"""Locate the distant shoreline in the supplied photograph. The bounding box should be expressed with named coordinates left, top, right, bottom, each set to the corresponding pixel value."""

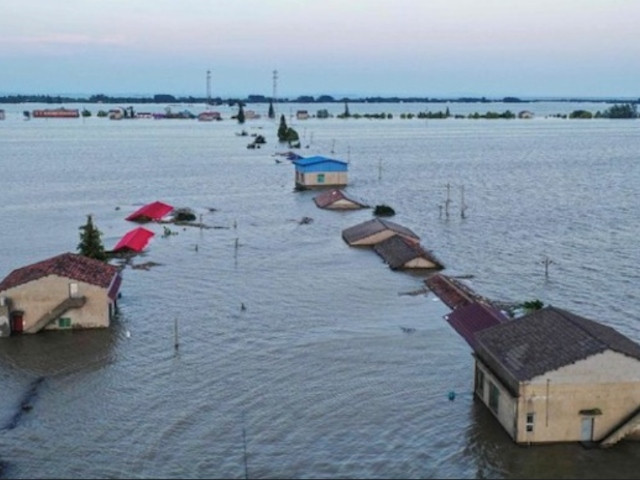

left=0, top=94, right=638, bottom=105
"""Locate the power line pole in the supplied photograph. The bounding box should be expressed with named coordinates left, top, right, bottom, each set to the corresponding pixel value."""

left=272, top=69, right=278, bottom=117
left=206, top=70, right=212, bottom=104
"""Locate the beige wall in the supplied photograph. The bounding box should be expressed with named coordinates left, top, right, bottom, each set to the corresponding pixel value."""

left=476, top=351, right=640, bottom=444
left=3, top=274, right=114, bottom=332
left=296, top=171, right=347, bottom=188
left=404, top=257, right=439, bottom=269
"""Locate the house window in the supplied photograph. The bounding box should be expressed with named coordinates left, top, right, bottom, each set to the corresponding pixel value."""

left=475, top=368, right=485, bottom=399
left=488, top=382, right=500, bottom=414
left=317, top=173, right=325, bottom=183
left=526, top=413, right=535, bottom=432
left=58, top=317, right=71, bottom=328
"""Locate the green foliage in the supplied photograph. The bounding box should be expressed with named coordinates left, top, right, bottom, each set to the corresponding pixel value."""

left=522, top=299, right=544, bottom=312
left=569, top=110, right=593, bottom=119
left=277, top=114, right=288, bottom=142
left=268, top=100, right=275, bottom=119
left=237, top=104, right=245, bottom=124
left=599, top=103, right=637, bottom=119
left=373, top=204, right=395, bottom=217
left=77, top=214, right=107, bottom=261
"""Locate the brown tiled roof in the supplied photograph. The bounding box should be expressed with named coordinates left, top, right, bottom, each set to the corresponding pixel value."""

left=313, top=189, right=367, bottom=209
left=341, top=218, right=419, bottom=245
left=373, top=234, right=444, bottom=270
left=475, top=306, right=640, bottom=393
left=0, top=252, right=120, bottom=292
left=424, top=273, right=478, bottom=310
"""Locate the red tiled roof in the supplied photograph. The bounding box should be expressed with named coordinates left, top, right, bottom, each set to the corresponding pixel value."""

left=424, top=273, right=477, bottom=310
left=0, top=252, right=120, bottom=292
left=112, top=227, right=154, bottom=252
left=445, top=302, right=509, bottom=350
left=125, top=201, right=173, bottom=221
left=314, top=189, right=367, bottom=209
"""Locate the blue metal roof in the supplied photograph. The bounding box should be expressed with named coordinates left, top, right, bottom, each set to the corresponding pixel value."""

left=293, top=155, right=348, bottom=172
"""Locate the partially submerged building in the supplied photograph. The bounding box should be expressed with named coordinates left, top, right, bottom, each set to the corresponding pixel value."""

left=0, top=253, right=122, bottom=336
left=342, top=218, right=419, bottom=247
left=426, top=273, right=640, bottom=447
left=473, top=306, right=640, bottom=447
left=372, top=235, right=444, bottom=271
left=293, top=156, right=348, bottom=190
left=111, top=227, right=155, bottom=253
left=125, top=201, right=173, bottom=222
left=313, top=189, right=368, bottom=210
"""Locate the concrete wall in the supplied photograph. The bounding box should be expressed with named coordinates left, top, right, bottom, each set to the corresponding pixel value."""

left=296, top=171, right=347, bottom=188
left=3, top=274, right=113, bottom=332
left=476, top=351, right=640, bottom=444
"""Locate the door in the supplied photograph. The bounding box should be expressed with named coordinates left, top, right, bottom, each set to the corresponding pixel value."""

left=69, top=282, right=79, bottom=298
left=11, top=312, right=24, bottom=333
left=581, top=417, right=594, bottom=442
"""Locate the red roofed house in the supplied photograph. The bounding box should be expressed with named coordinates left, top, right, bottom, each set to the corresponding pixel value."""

left=112, top=227, right=155, bottom=253
left=0, top=252, right=122, bottom=336
left=125, top=201, right=173, bottom=222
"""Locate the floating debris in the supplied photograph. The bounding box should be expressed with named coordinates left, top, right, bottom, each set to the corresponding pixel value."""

left=131, top=261, right=162, bottom=270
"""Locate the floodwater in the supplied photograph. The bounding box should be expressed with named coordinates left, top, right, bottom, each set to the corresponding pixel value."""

left=0, top=102, right=639, bottom=479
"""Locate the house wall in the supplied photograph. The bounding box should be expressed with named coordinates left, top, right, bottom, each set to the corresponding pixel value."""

left=327, top=199, right=360, bottom=210
left=2, top=275, right=113, bottom=332
left=296, top=171, right=347, bottom=188
left=476, top=351, right=640, bottom=444
left=404, top=257, right=439, bottom=269
left=474, top=361, right=518, bottom=439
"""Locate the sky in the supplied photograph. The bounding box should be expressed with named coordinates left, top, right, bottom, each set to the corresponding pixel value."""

left=1, top=0, right=639, bottom=99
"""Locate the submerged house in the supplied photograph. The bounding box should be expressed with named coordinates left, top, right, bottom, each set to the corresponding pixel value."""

left=0, top=253, right=122, bottom=336
left=473, top=306, right=640, bottom=446
left=342, top=218, right=419, bottom=247
left=293, top=156, right=348, bottom=190
left=125, top=201, right=173, bottom=222
left=313, top=189, right=368, bottom=210
left=111, top=227, right=155, bottom=253
left=372, top=234, right=444, bottom=271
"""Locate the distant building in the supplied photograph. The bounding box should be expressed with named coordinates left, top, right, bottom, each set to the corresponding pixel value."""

left=316, top=109, right=330, bottom=119
left=0, top=253, right=122, bottom=336
left=518, top=110, right=534, bottom=119
left=296, top=110, right=309, bottom=120
left=32, top=108, right=80, bottom=119
left=292, top=156, right=348, bottom=190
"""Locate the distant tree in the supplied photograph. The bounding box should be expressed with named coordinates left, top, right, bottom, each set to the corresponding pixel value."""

left=237, top=104, right=245, bottom=124
left=343, top=101, right=350, bottom=117
left=78, top=214, right=107, bottom=261
left=278, top=114, right=288, bottom=141
left=601, top=103, right=637, bottom=119
left=569, top=110, right=593, bottom=119
left=268, top=100, right=275, bottom=119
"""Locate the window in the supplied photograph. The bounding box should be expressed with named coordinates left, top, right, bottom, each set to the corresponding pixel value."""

left=58, top=317, right=71, bottom=328
left=317, top=173, right=325, bottom=183
left=475, top=368, right=485, bottom=399
left=489, top=382, right=500, bottom=414
left=526, top=413, right=535, bottom=432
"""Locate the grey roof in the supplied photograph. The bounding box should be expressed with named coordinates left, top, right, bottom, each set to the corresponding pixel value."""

left=313, top=189, right=368, bottom=209
left=341, top=218, right=419, bottom=245
left=475, top=306, right=640, bottom=393
left=372, top=234, right=444, bottom=270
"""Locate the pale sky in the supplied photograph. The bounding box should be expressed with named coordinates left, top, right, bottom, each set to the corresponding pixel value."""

left=1, top=0, right=639, bottom=98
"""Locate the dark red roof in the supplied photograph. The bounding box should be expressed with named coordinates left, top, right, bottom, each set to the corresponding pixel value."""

left=313, top=189, right=367, bottom=209
left=0, top=252, right=120, bottom=292
left=125, top=201, right=173, bottom=221
left=424, top=273, right=477, bottom=310
left=445, top=302, right=509, bottom=350
left=112, top=227, right=154, bottom=252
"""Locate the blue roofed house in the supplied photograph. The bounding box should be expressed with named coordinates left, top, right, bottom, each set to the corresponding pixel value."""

left=292, top=155, right=348, bottom=190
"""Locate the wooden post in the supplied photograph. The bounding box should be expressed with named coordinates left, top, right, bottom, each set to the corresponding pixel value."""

left=445, top=183, right=451, bottom=219
left=174, top=318, right=179, bottom=350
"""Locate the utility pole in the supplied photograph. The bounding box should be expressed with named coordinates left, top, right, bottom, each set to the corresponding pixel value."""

left=444, top=183, right=451, bottom=219
left=272, top=69, right=278, bottom=118
left=460, top=185, right=468, bottom=219
left=206, top=70, right=212, bottom=105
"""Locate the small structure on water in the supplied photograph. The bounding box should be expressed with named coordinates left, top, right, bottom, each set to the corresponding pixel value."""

left=372, top=234, right=444, bottom=271
left=126, top=201, right=174, bottom=223
left=342, top=218, right=419, bottom=247
left=313, top=189, right=368, bottom=210
left=292, top=155, right=348, bottom=190
left=0, top=253, right=122, bottom=336
left=111, top=227, right=155, bottom=253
